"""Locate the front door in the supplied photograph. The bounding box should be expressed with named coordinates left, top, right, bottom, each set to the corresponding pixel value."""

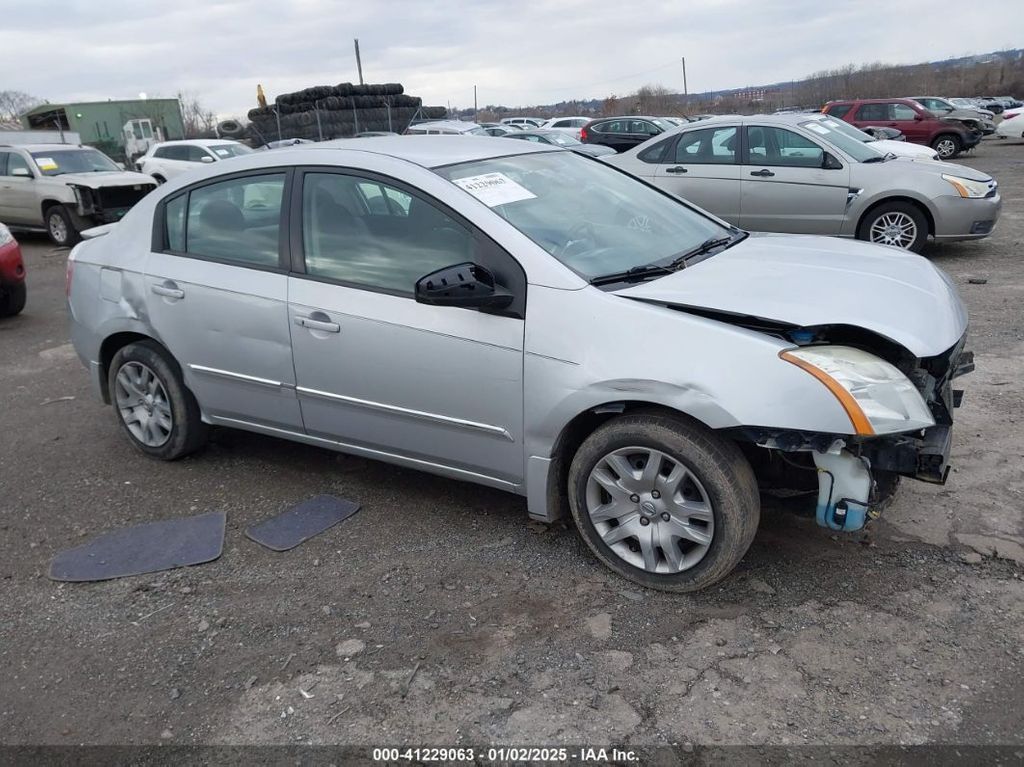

left=0, top=151, right=39, bottom=225
left=287, top=170, right=526, bottom=486
left=145, top=169, right=303, bottom=431
left=739, top=125, right=850, bottom=235
left=651, top=125, right=741, bottom=223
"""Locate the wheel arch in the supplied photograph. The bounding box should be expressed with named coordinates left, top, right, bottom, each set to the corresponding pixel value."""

left=40, top=198, right=68, bottom=219
left=98, top=331, right=178, bottom=404
left=534, top=400, right=724, bottom=523
left=857, top=195, right=935, bottom=238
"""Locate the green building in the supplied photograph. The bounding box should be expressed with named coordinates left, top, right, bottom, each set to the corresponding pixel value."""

left=20, top=98, right=185, bottom=160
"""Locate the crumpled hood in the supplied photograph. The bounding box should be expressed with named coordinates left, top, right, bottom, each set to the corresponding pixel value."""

left=57, top=171, right=156, bottom=189
left=616, top=233, right=967, bottom=358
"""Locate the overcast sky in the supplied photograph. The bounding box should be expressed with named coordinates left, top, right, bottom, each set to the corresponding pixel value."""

left=2, top=0, right=1022, bottom=118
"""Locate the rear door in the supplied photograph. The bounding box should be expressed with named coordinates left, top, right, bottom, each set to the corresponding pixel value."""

left=650, top=125, right=741, bottom=223
left=739, top=124, right=850, bottom=235
left=145, top=169, right=303, bottom=431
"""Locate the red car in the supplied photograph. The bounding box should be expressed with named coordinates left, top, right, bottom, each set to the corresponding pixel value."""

left=0, top=223, right=27, bottom=316
left=822, top=98, right=982, bottom=160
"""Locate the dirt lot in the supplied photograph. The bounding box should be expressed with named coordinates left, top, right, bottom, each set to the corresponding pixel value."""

left=1, top=138, right=1022, bottom=752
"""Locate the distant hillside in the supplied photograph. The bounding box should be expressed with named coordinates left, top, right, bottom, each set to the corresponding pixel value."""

left=464, top=48, right=1024, bottom=120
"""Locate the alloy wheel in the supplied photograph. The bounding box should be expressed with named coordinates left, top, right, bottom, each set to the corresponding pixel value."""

left=48, top=212, right=68, bottom=244
left=585, top=446, right=714, bottom=574
left=114, top=361, right=173, bottom=447
left=869, top=212, right=918, bottom=249
left=935, top=138, right=956, bottom=158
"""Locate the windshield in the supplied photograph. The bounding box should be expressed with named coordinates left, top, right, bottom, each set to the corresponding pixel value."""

left=436, top=150, right=729, bottom=281
left=30, top=149, right=121, bottom=176
left=208, top=143, right=253, bottom=159
left=817, top=116, right=876, bottom=143
left=798, top=120, right=884, bottom=163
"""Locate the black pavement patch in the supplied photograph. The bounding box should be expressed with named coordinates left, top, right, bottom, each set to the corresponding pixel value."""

left=246, top=495, right=360, bottom=552
left=50, top=511, right=226, bottom=582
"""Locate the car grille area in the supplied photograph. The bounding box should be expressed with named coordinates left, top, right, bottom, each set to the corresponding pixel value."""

left=95, top=185, right=155, bottom=217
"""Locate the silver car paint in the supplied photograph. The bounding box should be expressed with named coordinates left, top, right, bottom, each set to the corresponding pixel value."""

left=68, top=136, right=967, bottom=523
left=604, top=115, right=1001, bottom=242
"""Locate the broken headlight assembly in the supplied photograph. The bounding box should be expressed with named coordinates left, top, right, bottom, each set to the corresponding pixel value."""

left=780, top=345, right=934, bottom=436
left=941, top=173, right=991, bottom=199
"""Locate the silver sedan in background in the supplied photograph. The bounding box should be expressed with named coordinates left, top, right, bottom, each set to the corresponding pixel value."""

left=68, top=137, right=970, bottom=591
left=604, top=114, right=1000, bottom=252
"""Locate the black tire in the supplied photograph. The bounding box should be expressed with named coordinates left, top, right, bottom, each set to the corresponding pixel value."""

left=931, top=133, right=962, bottom=159
left=45, top=205, right=80, bottom=247
left=107, top=340, right=208, bottom=460
left=567, top=412, right=760, bottom=592
left=0, top=281, right=27, bottom=317
left=857, top=200, right=928, bottom=253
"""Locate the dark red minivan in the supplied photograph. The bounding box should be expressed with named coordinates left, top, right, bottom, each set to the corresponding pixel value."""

left=822, top=98, right=981, bottom=160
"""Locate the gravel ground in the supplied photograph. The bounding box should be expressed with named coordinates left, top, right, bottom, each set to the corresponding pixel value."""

left=1, top=138, right=1022, bottom=750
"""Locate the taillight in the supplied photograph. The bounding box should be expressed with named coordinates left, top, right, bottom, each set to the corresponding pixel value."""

left=580, top=126, right=588, bottom=142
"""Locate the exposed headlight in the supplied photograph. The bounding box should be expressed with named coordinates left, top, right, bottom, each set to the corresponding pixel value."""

left=780, top=345, right=934, bottom=436
left=942, top=173, right=990, bottom=199
left=0, top=223, right=13, bottom=247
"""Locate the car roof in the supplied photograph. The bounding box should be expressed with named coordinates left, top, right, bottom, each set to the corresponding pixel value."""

left=155, top=139, right=242, bottom=146
left=406, top=120, right=482, bottom=132
left=0, top=143, right=88, bottom=152
left=286, top=134, right=556, bottom=168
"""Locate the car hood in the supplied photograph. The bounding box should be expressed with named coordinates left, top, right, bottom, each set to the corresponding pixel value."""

left=877, top=156, right=992, bottom=181
left=870, top=139, right=937, bottom=160
left=616, top=233, right=967, bottom=358
left=56, top=171, right=157, bottom=189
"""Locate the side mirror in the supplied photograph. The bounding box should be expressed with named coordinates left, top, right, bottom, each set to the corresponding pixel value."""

left=415, top=263, right=513, bottom=310
left=821, top=152, right=843, bottom=170
left=913, top=115, right=924, bottom=121
left=10, top=167, right=32, bottom=178
left=200, top=155, right=215, bottom=163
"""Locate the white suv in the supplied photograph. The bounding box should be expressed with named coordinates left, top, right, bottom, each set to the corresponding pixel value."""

left=137, top=140, right=253, bottom=183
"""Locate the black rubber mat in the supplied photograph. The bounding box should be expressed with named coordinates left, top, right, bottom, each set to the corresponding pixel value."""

left=49, top=511, right=226, bottom=582
left=245, top=495, right=360, bottom=552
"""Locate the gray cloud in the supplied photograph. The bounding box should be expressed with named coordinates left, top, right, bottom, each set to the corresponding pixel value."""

left=2, top=0, right=1021, bottom=117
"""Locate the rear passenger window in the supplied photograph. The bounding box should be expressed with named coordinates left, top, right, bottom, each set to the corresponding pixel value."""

left=165, top=194, right=186, bottom=251
left=182, top=173, right=285, bottom=267
left=855, top=104, right=889, bottom=122
left=302, top=172, right=474, bottom=294
left=674, top=127, right=737, bottom=164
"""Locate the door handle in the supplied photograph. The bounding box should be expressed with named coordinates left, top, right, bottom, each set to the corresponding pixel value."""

left=151, top=283, right=185, bottom=299
left=750, top=169, right=775, bottom=177
left=665, top=166, right=688, bottom=174
left=295, top=315, right=341, bottom=333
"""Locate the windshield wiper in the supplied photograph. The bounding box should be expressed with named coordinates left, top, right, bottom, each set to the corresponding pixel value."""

left=666, top=234, right=737, bottom=268
left=589, top=262, right=674, bottom=287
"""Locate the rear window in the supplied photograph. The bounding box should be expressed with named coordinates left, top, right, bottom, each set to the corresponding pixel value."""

left=826, top=104, right=852, bottom=119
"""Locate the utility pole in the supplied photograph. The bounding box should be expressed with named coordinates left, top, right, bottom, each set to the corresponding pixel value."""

left=681, top=57, right=688, bottom=97
left=354, top=38, right=364, bottom=85
left=474, top=85, right=478, bottom=117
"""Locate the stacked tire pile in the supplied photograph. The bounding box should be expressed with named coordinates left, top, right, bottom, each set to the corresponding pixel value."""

left=246, top=83, right=447, bottom=141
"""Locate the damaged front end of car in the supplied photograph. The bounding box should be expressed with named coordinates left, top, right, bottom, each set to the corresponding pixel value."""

left=732, top=323, right=973, bottom=532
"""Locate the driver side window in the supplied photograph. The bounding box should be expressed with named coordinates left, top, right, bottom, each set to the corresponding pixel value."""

left=301, top=172, right=475, bottom=295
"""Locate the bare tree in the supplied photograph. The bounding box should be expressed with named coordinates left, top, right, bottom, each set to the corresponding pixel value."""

left=634, top=84, right=676, bottom=115
left=0, top=90, right=44, bottom=124
left=176, top=91, right=218, bottom=138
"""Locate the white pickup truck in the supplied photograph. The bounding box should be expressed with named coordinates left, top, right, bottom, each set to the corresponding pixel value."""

left=0, top=143, right=156, bottom=246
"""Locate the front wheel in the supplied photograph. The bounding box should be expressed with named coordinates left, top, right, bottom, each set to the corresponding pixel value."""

left=931, top=133, right=962, bottom=160
left=568, top=412, right=760, bottom=592
left=857, top=201, right=928, bottom=253
left=107, top=341, right=208, bottom=460
left=46, top=205, right=80, bottom=247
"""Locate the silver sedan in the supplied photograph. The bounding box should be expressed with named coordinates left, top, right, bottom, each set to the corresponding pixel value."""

left=604, top=113, right=1001, bottom=252
left=68, top=137, right=970, bottom=591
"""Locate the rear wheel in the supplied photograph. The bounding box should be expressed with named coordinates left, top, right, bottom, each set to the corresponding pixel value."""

left=568, top=412, right=760, bottom=592
left=0, top=282, right=27, bottom=316
left=857, top=201, right=928, bottom=253
left=931, top=133, right=962, bottom=159
left=108, top=341, right=208, bottom=460
left=45, top=205, right=80, bottom=247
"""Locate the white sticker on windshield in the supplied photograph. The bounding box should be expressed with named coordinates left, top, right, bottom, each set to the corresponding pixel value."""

left=213, top=148, right=231, bottom=157
left=452, top=172, right=536, bottom=207
left=806, top=123, right=830, bottom=135
left=35, top=157, right=57, bottom=170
